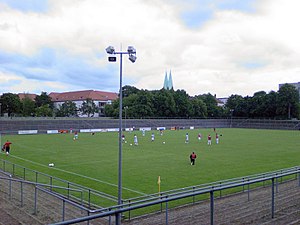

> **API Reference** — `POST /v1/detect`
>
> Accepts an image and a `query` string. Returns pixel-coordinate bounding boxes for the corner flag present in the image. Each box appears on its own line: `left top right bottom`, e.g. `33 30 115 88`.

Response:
157 176 161 193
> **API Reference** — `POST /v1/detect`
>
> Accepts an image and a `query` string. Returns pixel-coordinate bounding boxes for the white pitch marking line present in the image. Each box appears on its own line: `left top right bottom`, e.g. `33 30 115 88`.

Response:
3 154 147 196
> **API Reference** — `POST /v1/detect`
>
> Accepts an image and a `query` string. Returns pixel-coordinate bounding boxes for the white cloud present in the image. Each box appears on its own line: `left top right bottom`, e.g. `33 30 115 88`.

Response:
0 0 300 97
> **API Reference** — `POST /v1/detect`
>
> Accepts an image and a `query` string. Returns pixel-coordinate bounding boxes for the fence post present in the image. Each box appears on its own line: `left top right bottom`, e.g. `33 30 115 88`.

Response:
160 193 163 212
87 210 90 225
21 181 24 207
62 199 65 221
67 182 70 199
108 208 112 225
34 185 37 215
210 190 214 225
193 186 195 203
9 178 12 199
23 167 26 180
165 197 169 225
247 179 250 201
276 175 278 193
128 200 131 220
88 189 91 208
50 176 53 192
271 178 275 219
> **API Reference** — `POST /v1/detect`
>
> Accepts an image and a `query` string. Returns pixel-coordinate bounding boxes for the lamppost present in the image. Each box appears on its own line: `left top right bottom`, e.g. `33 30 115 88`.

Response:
124 106 128 131
106 45 136 225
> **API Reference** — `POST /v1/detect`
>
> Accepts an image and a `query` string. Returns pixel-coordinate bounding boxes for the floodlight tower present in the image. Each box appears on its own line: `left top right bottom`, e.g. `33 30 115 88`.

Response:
106 45 136 225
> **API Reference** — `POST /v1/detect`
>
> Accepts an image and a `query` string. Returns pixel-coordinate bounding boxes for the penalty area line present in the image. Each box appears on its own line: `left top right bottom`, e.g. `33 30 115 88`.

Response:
4 154 147 196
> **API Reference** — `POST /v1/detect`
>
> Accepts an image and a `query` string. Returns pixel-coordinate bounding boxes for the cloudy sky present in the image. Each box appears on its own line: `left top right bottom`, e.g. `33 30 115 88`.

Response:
0 0 299 98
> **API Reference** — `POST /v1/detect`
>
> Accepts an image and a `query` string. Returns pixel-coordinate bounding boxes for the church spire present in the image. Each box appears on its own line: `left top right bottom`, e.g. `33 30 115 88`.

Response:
168 70 173 90
163 71 168 89
163 70 174 90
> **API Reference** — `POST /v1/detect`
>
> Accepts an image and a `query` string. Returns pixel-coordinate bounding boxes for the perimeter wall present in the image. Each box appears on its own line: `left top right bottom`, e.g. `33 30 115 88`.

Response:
0 118 299 134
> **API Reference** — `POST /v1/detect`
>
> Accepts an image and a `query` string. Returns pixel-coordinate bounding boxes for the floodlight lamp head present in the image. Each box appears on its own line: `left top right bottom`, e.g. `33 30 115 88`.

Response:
127 46 136 54
106 46 115 54
128 54 137 63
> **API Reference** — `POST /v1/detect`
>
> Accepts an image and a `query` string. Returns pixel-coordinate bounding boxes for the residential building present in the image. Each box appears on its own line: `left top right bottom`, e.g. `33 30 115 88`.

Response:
49 90 118 117
18 93 37 101
217 97 228 107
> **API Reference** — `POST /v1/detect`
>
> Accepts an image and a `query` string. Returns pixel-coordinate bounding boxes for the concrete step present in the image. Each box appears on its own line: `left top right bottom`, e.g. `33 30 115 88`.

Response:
1 178 107 224
0 195 43 225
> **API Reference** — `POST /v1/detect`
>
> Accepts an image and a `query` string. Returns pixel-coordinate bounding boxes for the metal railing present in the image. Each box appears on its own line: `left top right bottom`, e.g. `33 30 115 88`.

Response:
1 159 118 208
1 165 299 224
0 175 96 224
50 166 300 225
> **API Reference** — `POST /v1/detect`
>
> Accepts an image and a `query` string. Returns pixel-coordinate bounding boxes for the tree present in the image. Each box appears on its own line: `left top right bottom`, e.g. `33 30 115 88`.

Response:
35 104 52 117
35 92 53 108
104 101 118 117
263 91 278 118
248 91 267 118
225 94 246 117
197 93 219 117
152 90 176 117
80 98 98 117
56 101 78 117
21 96 35 116
122 85 140 97
173 90 192 117
190 97 207 117
0 93 22 116
130 90 154 118
276 84 300 119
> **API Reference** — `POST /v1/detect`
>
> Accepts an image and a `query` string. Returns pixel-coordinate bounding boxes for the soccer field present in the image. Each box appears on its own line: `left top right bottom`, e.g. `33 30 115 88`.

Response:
1 128 299 201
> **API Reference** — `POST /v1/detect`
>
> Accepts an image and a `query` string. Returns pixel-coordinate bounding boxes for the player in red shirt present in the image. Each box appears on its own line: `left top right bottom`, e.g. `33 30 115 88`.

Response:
198 133 202 141
207 134 212 146
216 133 219 144
2 141 12 155
190 152 197 165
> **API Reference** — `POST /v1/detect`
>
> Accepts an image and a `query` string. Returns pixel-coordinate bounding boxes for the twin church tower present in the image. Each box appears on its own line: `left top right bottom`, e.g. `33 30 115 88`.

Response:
163 70 174 90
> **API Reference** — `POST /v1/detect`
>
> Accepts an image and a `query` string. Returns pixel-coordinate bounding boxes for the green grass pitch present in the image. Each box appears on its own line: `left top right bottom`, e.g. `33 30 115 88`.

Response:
1 128 299 202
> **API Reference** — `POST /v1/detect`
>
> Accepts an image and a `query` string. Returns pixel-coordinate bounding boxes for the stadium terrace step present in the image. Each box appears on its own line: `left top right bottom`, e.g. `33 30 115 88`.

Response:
260 210 300 225
0 195 43 225
0 177 107 224
123 180 300 225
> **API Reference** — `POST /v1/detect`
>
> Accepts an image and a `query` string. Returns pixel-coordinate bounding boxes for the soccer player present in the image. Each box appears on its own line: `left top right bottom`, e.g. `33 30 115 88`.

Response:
207 134 212 145
134 134 138 146
216 133 219 144
74 131 78 140
3 140 12 155
151 133 155 142
198 133 202 141
142 129 145 136
185 133 189 144
122 133 125 142
190 152 197 165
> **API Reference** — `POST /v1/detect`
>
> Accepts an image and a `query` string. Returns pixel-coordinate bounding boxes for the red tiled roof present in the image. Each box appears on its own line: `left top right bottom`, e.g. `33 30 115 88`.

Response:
49 90 118 102
18 93 37 101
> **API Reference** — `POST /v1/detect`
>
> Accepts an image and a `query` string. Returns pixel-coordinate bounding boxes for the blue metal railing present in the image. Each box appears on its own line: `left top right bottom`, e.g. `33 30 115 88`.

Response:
50 166 300 225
